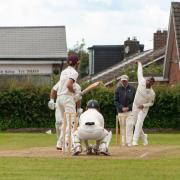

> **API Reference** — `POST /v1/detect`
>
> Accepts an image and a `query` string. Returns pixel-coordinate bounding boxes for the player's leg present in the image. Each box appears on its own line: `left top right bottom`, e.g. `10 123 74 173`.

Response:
132 110 148 145
126 109 138 146
99 130 112 155
64 96 76 149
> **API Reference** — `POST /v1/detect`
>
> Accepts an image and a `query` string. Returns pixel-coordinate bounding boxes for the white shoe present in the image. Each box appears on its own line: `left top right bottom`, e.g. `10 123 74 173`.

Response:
72 146 82 156
56 143 62 150
143 134 148 146
56 146 62 151
127 143 132 147
132 141 138 146
100 148 110 156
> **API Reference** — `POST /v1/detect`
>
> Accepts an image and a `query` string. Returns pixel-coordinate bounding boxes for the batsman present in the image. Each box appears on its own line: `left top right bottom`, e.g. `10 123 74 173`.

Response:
48 54 82 151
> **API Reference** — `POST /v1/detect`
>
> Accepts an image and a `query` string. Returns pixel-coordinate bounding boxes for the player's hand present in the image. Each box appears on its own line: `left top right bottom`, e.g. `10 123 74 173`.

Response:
74 93 82 102
138 105 144 109
122 107 129 112
134 60 140 64
77 108 83 117
48 99 55 110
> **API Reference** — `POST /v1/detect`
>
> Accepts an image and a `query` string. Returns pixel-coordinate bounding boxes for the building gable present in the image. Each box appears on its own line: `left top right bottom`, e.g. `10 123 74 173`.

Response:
163 2 180 83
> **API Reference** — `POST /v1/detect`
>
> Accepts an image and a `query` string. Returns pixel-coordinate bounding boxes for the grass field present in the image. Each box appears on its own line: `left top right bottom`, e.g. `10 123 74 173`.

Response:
0 133 180 180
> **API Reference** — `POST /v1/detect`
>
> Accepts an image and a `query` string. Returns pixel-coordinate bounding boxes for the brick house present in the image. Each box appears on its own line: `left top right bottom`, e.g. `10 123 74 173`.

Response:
163 2 180 84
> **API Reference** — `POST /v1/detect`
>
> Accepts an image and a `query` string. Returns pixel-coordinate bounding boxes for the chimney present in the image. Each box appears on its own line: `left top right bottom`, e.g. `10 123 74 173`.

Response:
124 37 144 57
153 29 167 50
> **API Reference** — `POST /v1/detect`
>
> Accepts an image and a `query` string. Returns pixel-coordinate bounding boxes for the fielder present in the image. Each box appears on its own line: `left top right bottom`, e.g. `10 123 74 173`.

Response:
72 100 112 156
126 61 155 146
48 81 82 150
48 54 82 151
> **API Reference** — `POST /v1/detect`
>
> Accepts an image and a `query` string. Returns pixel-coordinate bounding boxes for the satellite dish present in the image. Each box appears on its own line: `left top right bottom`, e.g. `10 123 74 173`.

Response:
125 46 130 54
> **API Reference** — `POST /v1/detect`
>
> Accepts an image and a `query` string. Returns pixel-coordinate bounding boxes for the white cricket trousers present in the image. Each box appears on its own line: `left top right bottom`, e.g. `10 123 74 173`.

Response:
56 95 76 147
73 125 109 148
126 106 148 145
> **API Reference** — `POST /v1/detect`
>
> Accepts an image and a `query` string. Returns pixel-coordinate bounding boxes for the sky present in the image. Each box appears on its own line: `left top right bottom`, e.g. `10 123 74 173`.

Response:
0 0 178 50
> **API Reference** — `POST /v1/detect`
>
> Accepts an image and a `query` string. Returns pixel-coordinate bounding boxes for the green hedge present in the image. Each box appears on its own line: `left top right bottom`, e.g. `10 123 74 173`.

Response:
0 87 54 130
0 84 179 130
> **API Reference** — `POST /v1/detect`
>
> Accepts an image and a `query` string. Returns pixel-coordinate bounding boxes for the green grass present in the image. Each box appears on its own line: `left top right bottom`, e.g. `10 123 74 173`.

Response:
0 158 180 180
0 133 180 180
0 133 180 150
0 133 55 150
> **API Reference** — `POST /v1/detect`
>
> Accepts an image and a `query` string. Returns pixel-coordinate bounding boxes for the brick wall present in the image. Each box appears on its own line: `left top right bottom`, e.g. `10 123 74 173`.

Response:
169 33 180 83
154 30 167 50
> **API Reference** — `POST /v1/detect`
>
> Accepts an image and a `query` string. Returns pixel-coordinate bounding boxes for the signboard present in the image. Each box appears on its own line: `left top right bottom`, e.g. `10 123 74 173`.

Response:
0 64 52 75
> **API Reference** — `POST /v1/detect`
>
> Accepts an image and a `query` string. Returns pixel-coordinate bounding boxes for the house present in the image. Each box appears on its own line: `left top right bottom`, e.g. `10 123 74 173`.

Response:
82 32 166 85
0 26 67 84
163 2 180 84
88 38 144 75
82 2 180 86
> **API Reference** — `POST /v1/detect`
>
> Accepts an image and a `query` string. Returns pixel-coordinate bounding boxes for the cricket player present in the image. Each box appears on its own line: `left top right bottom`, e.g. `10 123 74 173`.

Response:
126 61 155 146
72 100 112 156
48 54 82 150
48 81 82 150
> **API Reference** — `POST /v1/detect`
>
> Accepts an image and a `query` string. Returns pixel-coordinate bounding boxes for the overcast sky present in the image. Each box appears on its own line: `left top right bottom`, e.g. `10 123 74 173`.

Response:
0 0 177 50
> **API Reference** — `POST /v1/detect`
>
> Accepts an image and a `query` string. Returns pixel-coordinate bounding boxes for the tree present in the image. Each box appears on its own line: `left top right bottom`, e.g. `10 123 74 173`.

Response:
68 39 89 78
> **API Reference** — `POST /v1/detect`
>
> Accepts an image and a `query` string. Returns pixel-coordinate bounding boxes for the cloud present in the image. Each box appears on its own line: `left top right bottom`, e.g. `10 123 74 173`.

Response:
0 0 170 50
87 0 112 6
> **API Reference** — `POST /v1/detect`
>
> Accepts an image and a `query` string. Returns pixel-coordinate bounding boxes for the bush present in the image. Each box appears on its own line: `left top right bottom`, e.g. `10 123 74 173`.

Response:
0 86 54 130
0 83 179 130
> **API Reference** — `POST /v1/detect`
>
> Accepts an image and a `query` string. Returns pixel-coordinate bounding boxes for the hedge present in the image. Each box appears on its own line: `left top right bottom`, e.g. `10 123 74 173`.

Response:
0 84 179 130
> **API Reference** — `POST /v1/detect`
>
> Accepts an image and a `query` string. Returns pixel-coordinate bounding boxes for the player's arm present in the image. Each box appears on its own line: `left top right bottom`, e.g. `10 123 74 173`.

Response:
50 88 57 99
67 79 75 93
48 82 59 110
143 93 155 108
136 61 145 84
127 86 136 111
67 71 79 93
114 87 123 112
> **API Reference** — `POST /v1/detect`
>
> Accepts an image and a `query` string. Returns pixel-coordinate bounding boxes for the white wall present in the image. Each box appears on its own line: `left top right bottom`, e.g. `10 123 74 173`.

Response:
0 64 52 75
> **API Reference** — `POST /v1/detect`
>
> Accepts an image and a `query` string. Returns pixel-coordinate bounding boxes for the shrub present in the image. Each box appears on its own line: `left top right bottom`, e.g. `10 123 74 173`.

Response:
0 83 179 130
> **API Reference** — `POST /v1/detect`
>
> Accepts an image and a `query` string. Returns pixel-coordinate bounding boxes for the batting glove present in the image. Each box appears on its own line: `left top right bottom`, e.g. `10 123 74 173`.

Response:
48 99 55 110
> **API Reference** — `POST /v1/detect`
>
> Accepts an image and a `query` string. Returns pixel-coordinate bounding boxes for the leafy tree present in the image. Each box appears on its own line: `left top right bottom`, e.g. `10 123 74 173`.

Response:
68 39 89 78
120 62 163 81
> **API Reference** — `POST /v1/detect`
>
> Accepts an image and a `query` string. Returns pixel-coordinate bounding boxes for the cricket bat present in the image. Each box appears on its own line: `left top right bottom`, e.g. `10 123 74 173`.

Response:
80 81 100 95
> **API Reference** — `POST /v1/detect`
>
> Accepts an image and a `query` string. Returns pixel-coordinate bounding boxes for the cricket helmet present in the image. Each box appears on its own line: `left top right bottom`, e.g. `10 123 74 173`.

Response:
86 99 100 109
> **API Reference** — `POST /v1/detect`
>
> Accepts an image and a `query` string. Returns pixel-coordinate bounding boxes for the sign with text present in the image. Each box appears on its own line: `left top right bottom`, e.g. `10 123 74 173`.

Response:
0 64 52 75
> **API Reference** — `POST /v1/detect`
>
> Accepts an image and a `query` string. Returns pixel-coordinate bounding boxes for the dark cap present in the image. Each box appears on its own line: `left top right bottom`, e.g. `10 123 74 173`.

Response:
67 54 79 65
86 99 100 109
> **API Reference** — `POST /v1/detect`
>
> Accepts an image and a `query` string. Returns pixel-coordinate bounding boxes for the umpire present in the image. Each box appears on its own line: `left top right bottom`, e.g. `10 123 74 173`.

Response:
114 75 136 146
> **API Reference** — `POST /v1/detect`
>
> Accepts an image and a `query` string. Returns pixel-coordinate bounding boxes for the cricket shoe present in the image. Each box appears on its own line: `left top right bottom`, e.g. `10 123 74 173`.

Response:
100 147 110 156
127 143 132 147
86 145 93 155
72 146 82 156
143 134 148 146
56 146 62 151
93 146 100 155
132 141 138 146
56 143 62 151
